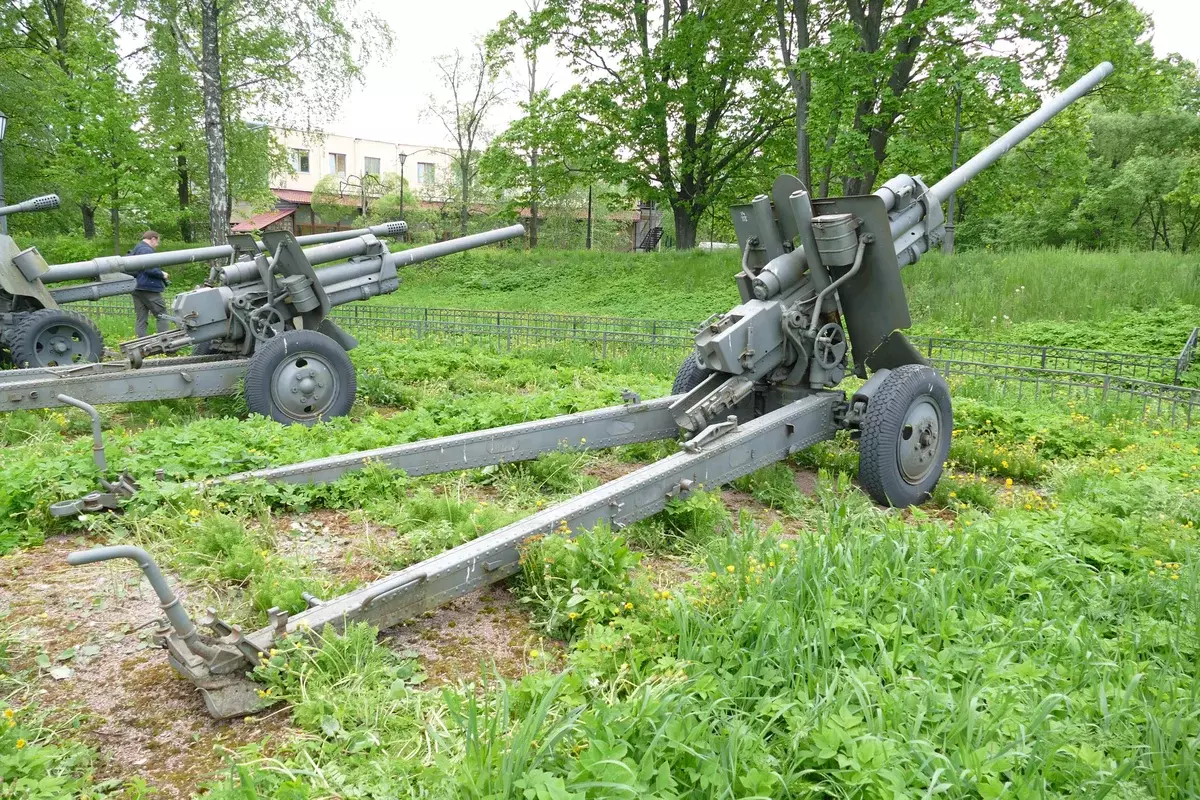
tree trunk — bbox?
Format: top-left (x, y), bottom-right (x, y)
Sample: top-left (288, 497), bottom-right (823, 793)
top-left (673, 204), bottom-right (698, 250)
top-left (529, 147), bottom-right (539, 248)
top-left (111, 203), bottom-right (120, 256)
top-left (81, 204), bottom-right (96, 239)
top-left (459, 159), bottom-right (470, 236)
top-left (200, 0), bottom-right (229, 246)
top-left (585, 185), bottom-right (593, 250)
top-left (177, 149), bottom-right (193, 242)
top-left (777, 0), bottom-right (812, 191)
top-left (942, 90), bottom-right (963, 255)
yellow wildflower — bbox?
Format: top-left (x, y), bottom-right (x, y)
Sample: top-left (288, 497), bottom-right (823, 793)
top-left (624, 602), bottom-right (634, 611)
top-left (15, 739), bottom-right (25, 749)
top-left (726, 565), bottom-right (735, 573)
top-left (528, 649), bottom-right (540, 658)
top-left (1005, 478), bottom-right (1013, 488)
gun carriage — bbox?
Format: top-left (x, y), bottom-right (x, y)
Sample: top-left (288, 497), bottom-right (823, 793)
top-left (0, 201), bottom-right (407, 369)
top-left (63, 64), bottom-right (1114, 719)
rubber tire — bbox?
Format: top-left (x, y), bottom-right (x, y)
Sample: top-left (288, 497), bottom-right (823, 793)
top-left (244, 330), bottom-right (356, 426)
top-left (672, 352), bottom-right (713, 395)
top-left (9, 308), bottom-right (104, 368)
top-left (857, 364), bottom-right (952, 507)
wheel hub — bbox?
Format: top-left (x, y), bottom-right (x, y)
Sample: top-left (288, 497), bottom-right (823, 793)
top-left (897, 397), bottom-right (941, 484)
top-left (35, 324), bottom-right (90, 366)
top-left (272, 354), bottom-right (337, 421)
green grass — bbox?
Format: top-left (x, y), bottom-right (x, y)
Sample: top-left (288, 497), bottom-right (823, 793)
top-left (2, 336), bottom-right (1196, 797)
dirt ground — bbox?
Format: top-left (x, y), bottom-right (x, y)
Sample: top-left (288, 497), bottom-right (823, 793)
top-left (0, 536), bottom-right (292, 797)
top-left (382, 583), bottom-right (559, 686)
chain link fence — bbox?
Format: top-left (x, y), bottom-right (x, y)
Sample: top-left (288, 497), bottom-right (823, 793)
top-left (81, 300), bottom-right (1200, 427)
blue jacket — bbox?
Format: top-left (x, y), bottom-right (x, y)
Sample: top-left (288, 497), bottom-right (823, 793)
top-left (130, 241), bottom-right (167, 292)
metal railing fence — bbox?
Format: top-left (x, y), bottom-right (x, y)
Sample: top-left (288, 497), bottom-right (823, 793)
top-left (932, 359), bottom-right (1197, 429)
top-left (79, 300), bottom-right (1200, 427)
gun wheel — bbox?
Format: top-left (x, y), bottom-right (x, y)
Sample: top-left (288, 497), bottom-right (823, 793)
top-left (857, 364), bottom-right (952, 507)
top-left (244, 330), bottom-right (356, 426)
top-left (9, 309), bottom-right (104, 368)
top-left (672, 352), bottom-right (713, 394)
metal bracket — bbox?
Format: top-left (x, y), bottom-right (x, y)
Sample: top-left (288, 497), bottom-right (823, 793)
top-left (680, 415), bottom-right (739, 454)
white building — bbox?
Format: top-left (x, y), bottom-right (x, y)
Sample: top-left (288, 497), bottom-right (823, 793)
top-left (271, 128), bottom-right (455, 197)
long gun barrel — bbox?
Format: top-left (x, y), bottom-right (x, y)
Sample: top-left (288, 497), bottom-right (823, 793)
top-left (751, 62), bottom-right (1113, 302)
top-left (39, 221), bottom-right (408, 284)
top-left (886, 62), bottom-right (1113, 264)
top-left (0, 194), bottom-right (60, 218)
top-left (122, 223), bottom-right (526, 362)
top-left (929, 62), bottom-right (1113, 205)
top-left (676, 62), bottom-right (1113, 435)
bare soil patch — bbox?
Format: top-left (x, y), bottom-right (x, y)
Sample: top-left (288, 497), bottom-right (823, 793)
top-left (381, 583), bottom-right (557, 686)
top-left (0, 536), bottom-right (289, 798)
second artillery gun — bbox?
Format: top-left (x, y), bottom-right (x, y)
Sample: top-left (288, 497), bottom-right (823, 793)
top-left (63, 64), bottom-right (1115, 718)
top-left (0, 198), bottom-right (408, 369)
top-left (0, 222), bottom-right (527, 424)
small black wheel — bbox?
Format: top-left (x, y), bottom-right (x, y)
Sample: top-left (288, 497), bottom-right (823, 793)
top-left (858, 364), bottom-right (952, 507)
top-left (672, 352), bottom-right (713, 394)
top-left (244, 330), bottom-right (356, 426)
top-left (9, 309), bottom-right (104, 368)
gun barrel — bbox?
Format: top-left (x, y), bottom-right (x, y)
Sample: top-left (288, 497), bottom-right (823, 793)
top-left (0, 194), bottom-right (60, 217)
top-left (286, 221), bottom-right (407, 247)
top-left (929, 62), bottom-right (1112, 205)
top-left (41, 244), bottom-right (238, 283)
top-left (386, 224), bottom-right (526, 268)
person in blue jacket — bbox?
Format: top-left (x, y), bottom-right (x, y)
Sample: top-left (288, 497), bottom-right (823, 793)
top-left (130, 231), bottom-right (170, 338)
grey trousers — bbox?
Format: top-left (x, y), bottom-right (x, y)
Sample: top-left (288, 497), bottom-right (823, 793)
top-left (132, 290), bottom-right (168, 338)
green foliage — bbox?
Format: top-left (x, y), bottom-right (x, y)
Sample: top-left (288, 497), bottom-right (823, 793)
top-left (733, 462), bottom-right (807, 513)
top-left (931, 471), bottom-right (997, 511)
top-left (518, 526), bottom-right (648, 639)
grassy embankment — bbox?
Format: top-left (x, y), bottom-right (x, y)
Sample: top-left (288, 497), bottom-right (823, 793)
top-left (382, 246), bottom-right (1200, 354)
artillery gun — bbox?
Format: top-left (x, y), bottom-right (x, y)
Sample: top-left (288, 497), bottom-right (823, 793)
top-left (65, 64), bottom-right (1113, 719)
top-left (0, 199), bottom-right (408, 368)
top-left (0, 223), bottom-right (527, 424)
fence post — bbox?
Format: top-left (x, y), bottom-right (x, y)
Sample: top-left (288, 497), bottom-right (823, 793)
top-left (602, 330), bottom-right (608, 360)
top-left (1041, 346), bottom-right (1047, 369)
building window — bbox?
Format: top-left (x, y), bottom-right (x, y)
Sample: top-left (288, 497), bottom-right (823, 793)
top-left (290, 149), bottom-right (310, 173)
top-left (364, 156), bottom-right (381, 176)
top-left (417, 162), bottom-right (436, 185)
top-left (329, 152), bottom-right (347, 176)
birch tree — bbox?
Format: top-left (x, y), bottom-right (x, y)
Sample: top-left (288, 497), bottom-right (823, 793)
top-left (424, 42), bottom-right (508, 237)
top-left (140, 0), bottom-right (391, 245)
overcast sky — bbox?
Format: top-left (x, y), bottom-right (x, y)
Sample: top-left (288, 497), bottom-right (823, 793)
top-left (333, 0), bottom-right (1199, 147)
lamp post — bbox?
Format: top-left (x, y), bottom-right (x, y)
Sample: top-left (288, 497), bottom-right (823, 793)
top-left (0, 109), bottom-right (8, 235)
top-left (397, 151), bottom-right (408, 242)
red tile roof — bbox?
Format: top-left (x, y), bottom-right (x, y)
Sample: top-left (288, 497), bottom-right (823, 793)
top-left (271, 188), bottom-right (313, 204)
top-left (231, 207), bottom-right (295, 232)
top-left (271, 187), bottom-right (361, 206)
